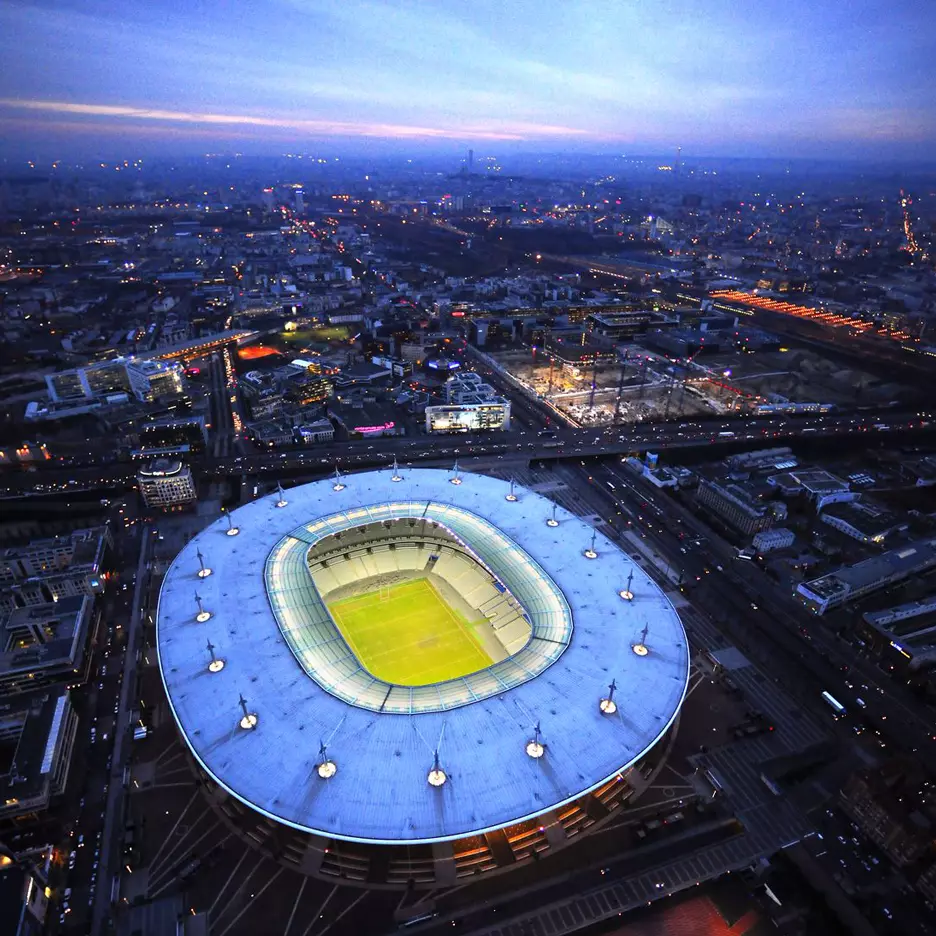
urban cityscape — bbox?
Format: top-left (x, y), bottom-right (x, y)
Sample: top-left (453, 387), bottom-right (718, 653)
top-left (1, 3), bottom-right (936, 936)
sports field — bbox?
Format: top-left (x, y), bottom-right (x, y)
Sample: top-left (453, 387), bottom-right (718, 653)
top-left (327, 578), bottom-right (494, 685)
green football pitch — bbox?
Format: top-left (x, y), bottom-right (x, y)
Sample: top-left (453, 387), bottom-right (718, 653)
top-left (327, 578), bottom-right (494, 686)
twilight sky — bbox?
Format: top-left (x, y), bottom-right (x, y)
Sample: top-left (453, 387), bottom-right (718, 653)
top-left (0, 0), bottom-right (933, 160)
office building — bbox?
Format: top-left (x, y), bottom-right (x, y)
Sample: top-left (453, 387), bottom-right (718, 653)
top-left (135, 414), bottom-right (208, 458)
top-left (586, 309), bottom-right (657, 340)
top-left (425, 373), bottom-right (511, 433)
top-left (137, 459), bottom-right (197, 510)
top-left (0, 528), bottom-right (110, 611)
top-left (752, 528), bottom-right (795, 553)
top-left (45, 358), bottom-right (128, 402)
top-left (0, 862), bottom-right (51, 933)
top-left (295, 419), bottom-right (335, 444)
top-left (819, 499), bottom-right (906, 545)
top-left (696, 479), bottom-right (776, 535)
top-left (797, 537), bottom-right (936, 614)
top-left (0, 595), bottom-right (96, 697)
top-left (246, 420), bottom-right (296, 448)
top-left (125, 358), bottom-right (184, 402)
top-left (0, 687), bottom-right (79, 826)
top-left (241, 371), bottom-right (285, 420)
top-left (44, 356), bottom-right (184, 405)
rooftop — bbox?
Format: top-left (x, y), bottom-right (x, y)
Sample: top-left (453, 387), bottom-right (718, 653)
top-left (0, 686), bottom-right (70, 818)
top-left (1, 595), bottom-right (91, 679)
top-left (802, 537), bottom-right (936, 600)
top-left (789, 469), bottom-right (850, 495)
top-left (138, 458), bottom-right (184, 477)
top-left (156, 469), bottom-right (688, 845)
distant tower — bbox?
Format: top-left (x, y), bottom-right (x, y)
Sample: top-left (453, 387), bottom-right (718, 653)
top-left (294, 188), bottom-right (305, 214)
top-left (468, 149), bottom-right (474, 173)
top-left (675, 146), bottom-right (682, 177)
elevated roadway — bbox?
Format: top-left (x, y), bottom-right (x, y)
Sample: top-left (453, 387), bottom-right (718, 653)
top-left (1, 410), bottom-right (929, 498)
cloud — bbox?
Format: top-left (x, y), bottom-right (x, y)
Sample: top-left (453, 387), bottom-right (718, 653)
top-left (0, 98), bottom-right (594, 141)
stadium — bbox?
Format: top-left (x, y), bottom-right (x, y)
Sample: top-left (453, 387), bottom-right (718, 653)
top-left (156, 467), bottom-right (689, 888)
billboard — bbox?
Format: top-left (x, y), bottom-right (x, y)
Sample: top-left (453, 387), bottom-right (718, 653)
top-left (425, 402), bottom-right (510, 433)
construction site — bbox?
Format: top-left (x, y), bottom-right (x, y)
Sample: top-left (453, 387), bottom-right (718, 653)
top-left (489, 342), bottom-right (908, 427)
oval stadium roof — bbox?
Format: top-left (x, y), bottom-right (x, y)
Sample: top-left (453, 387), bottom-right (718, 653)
top-left (156, 468), bottom-right (689, 845)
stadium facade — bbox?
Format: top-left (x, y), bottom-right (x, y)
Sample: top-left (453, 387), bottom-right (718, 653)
top-left (156, 468), bottom-right (689, 887)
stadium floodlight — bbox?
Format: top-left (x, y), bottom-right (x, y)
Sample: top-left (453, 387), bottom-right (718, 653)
top-left (224, 511), bottom-right (239, 537)
top-left (206, 639), bottom-right (225, 673)
top-left (238, 693), bottom-right (258, 730)
top-left (196, 549), bottom-right (212, 578)
top-left (275, 481), bottom-right (288, 508)
top-left (632, 623), bottom-right (650, 657)
top-left (599, 679), bottom-right (618, 715)
top-left (194, 593), bottom-right (211, 623)
top-left (505, 478), bottom-right (518, 502)
top-left (583, 530), bottom-right (598, 559)
top-left (427, 750), bottom-right (447, 787)
top-left (546, 503), bottom-right (559, 527)
top-left (391, 455), bottom-right (403, 482)
top-left (618, 570), bottom-right (634, 601)
top-left (525, 722), bottom-right (545, 759)
top-left (449, 460), bottom-right (462, 485)
top-left (316, 742), bottom-right (337, 779)
top-left (332, 466), bottom-right (346, 492)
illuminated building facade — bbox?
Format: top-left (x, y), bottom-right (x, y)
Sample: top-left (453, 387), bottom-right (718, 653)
top-left (137, 459), bottom-right (197, 510)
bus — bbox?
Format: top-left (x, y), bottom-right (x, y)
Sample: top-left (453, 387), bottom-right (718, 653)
top-left (821, 691), bottom-right (846, 719)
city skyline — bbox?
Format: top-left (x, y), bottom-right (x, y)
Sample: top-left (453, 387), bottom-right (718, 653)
top-left (1, 0), bottom-right (934, 161)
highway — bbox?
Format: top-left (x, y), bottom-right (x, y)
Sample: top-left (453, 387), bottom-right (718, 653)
top-left (2, 409), bottom-right (929, 497)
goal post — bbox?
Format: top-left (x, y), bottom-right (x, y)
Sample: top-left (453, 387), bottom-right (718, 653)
top-left (379, 585), bottom-right (392, 602)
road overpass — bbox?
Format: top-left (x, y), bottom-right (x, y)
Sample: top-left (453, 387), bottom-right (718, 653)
top-left (1, 410), bottom-right (929, 498)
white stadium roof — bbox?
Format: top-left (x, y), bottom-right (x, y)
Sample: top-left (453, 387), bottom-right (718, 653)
top-left (156, 468), bottom-right (689, 845)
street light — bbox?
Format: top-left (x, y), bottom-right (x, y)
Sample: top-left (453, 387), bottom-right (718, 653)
top-left (332, 466), bottom-right (345, 492)
top-left (546, 503), bottom-right (559, 527)
top-left (196, 549), bottom-right (212, 579)
top-left (599, 679), bottom-right (618, 715)
top-left (207, 640), bottom-right (225, 673)
top-left (316, 742), bottom-right (337, 779)
top-left (505, 478), bottom-right (518, 502)
top-left (619, 570), bottom-right (634, 601)
top-left (238, 693), bottom-right (258, 730)
top-left (275, 481), bottom-right (288, 508)
top-left (391, 455), bottom-right (403, 482)
top-left (449, 460), bottom-right (462, 485)
top-left (632, 623), bottom-right (650, 657)
top-left (525, 722), bottom-right (545, 759)
top-left (584, 529), bottom-right (598, 559)
top-left (194, 593), bottom-right (211, 623)
top-left (427, 750), bottom-right (447, 786)
top-left (224, 511), bottom-right (239, 537)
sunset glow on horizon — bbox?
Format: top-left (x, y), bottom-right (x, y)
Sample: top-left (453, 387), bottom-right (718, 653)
top-left (1, 0), bottom-right (933, 159)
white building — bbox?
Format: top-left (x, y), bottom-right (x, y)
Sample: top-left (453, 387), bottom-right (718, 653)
top-left (137, 459), bottom-right (196, 510)
top-left (296, 419), bottom-right (335, 444)
top-left (125, 358), bottom-right (184, 402)
top-left (44, 355), bottom-right (184, 404)
top-left (752, 528), bottom-right (795, 553)
top-left (425, 373), bottom-right (511, 433)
